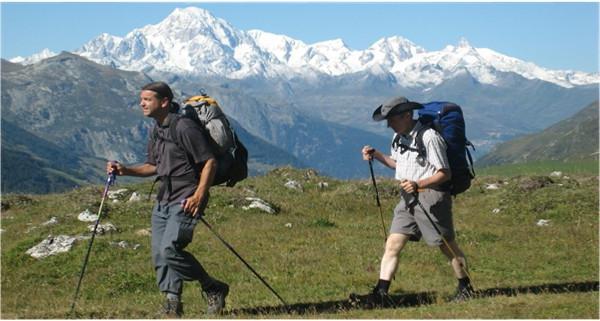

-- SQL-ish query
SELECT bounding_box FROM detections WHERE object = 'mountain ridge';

[1,118,106,193]
[0,53,311,193]
[11,6,598,89]
[2,52,396,193]
[477,101,600,165]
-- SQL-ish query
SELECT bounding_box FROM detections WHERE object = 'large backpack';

[159,92,248,187]
[181,94,234,155]
[398,101,475,195]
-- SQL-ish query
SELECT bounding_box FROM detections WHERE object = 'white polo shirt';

[390,121,450,182]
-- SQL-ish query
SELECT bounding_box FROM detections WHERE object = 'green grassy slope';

[1,165,597,318]
[478,101,599,166]
[1,119,107,193]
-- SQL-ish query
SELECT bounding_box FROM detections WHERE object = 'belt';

[416,187,448,193]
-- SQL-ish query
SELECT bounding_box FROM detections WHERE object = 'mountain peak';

[370,36,425,58]
[147,6,240,47]
[9,48,57,65]
[441,37,476,53]
[374,35,414,46]
[168,6,216,22]
[457,37,472,48]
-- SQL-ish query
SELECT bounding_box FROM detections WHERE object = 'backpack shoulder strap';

[414,124,428,158]
[151,123,159,143]
[151,114,183,148]
[168,115,183,149]
[391,134,401,151]
[391,130,426,157]
[168,114,210,174]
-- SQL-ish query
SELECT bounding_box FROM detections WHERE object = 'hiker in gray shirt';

[360,96,474,303]
[107,81,229,317]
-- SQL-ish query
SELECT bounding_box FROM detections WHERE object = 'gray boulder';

[242,197,277,214]
[78,209,98,222]
[26,234,85,259]
[88,223,117,235]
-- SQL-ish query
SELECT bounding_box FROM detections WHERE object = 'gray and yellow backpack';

[162,92,248,187]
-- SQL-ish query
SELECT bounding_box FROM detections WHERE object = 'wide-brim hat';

[372,96,423,121]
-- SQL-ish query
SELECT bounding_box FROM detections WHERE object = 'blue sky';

[1,2,598,73]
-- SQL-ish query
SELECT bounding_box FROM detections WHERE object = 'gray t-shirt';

[146,114,214,202]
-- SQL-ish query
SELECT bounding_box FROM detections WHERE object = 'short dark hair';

[142,81,180,112]
[142,81,173,102]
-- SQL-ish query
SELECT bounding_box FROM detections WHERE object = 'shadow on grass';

[228,280,599,316]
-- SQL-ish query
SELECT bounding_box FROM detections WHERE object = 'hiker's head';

[372,96,423,134]
[140,82,175,119]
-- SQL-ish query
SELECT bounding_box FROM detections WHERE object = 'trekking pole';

[411,193,474,284]
[368,159,388,241]
[69,167,116,315]
[198,216,289,307]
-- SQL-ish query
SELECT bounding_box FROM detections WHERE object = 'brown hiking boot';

[161,298,183,318]
[452,284,475,302]
[349,287,397,308]
[203,280,229,315]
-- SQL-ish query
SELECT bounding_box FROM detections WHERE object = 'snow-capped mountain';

[12,6,598,89]
[9,48,57,65]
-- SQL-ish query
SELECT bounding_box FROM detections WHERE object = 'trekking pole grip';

[105,161,117,191]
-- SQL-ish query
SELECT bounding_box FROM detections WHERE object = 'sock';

[458,276,471,290]
[166,292,180,302]
[375,279,391,293]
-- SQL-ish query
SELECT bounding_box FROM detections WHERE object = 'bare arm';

[362,145,396,169]
[400,169,451,194]
[182,157,217,217]
[107,162,157,177]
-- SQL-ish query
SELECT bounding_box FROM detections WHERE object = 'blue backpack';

[413,101,475,195]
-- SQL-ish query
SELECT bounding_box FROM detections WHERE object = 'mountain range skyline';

[10,6,599,91]
[5,3,599,73]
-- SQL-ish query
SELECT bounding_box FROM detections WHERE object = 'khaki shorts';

[390,189,455,246]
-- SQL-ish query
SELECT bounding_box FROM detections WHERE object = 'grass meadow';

[1,163,598,318]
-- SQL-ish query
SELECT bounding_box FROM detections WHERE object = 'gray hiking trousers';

[151,200,213,295]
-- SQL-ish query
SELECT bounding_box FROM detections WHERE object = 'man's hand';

[106,161,126,176]
[182,196,204,217]
[362,145,376,161]
[400,179,419,194]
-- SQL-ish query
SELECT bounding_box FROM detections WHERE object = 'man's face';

[139,90,168,118]
[386,112,412,134]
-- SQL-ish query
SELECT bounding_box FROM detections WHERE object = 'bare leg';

[379,233,411,280]
[439,240,468,279]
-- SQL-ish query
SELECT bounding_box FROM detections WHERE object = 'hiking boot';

[161,298,183,318]
[349,287,395,308]
[203,280,229,315]
[452,284,475,302]
[372,287,397,307]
